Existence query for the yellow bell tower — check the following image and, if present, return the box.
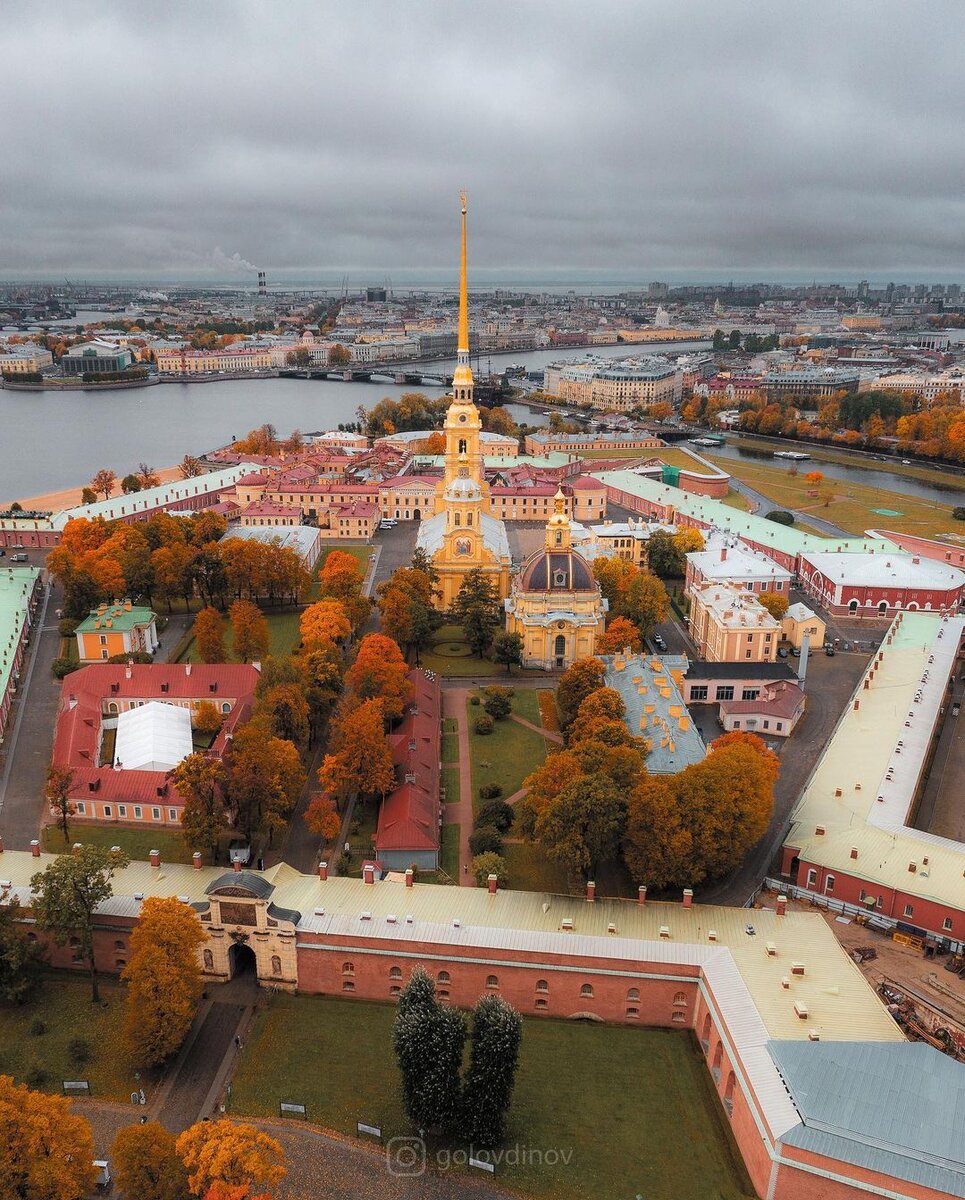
[415,193,511,610]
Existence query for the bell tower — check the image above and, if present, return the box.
[442,193,484,489]
[545,487,572,551]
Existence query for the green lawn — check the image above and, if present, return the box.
[705,451,963,539]
[0,977,154,1101]
[508,686,542,724]
[720,488,752,511]
[42,824,193,864]
[228,995,753,1200]
[418,624,507,678]
[441,730,459,764]
[440,822,460,878]
[467,696,548,811]
[441,766,460,806]
[177,607,302,663]
[501,841,573,895]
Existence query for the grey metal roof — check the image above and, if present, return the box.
[769,1041,965,1197]
[205,871,275,899]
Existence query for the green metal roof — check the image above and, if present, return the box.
[0,568,41,711]
[75,603,156,633]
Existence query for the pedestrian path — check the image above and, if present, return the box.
[441,687,475,886]
[508,712,563,744]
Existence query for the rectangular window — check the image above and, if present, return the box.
[134,806,142,819]
[103,805,112,818]
[169,808,178,822]
[745,650,752,659]
[776,722,783,731]
[807,869,817,888]
[690,685,708,701]
[763,720,770,730]
[715,686,734,701]
[903,905,914,918]
[741,688,759,701]
[118,805,127,818]
[100,634,107,645]
[152,807,160,820]
[76,802,85,815]
[943,918,953,931]
[765,633,772,642]
[747,634,753,643]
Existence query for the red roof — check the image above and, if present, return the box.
[569,474,607,491]
[374,670,441,854]
[53,664,259,811]
[717,680,805,721]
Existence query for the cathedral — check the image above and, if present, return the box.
[417,195,604,668]
[416,195,512,609]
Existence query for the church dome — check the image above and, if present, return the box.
[516,548,597,594]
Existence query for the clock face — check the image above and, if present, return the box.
[455,537,473,557]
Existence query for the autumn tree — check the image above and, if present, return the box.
[121,473,142,494]
[176,1120,286,1198]
[304,794,341,842]
[0,1075,98,1198]
[624,731,778,889]
[30,844,130,1002]
[451,568,502,657]
[138,462,161,488]
[193,699,224,738]
[0,898,46,1003]
[318,698,395,802]
[573,687,626,726]
[534,776,626,880]
[227,725,306,843]
[179,454,204,478]
[45,764,76,845]
[555,657,607,731]
[596,616,643,655]
[759,590,789,620]
[254,682,310,750]
[623,570,669,639]
[230,599,270,663]
[112,1121,189,1200]
[299,599,351,648]
[376,567,440,663]
[592,555,637,613]
[318,549,364,600]
[194,606,227,663]
[302,642,344,737]
[173,753,227,863]
[123,897,206,1067]
[345,633,412,721]
[90,467,116,499]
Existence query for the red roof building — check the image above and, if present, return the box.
[373,670,442,870]
[52,662,259,828]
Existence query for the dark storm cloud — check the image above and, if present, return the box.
[2,0,963,276]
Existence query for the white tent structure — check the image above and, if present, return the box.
[113,701,193,773]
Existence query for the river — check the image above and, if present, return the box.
[0,340,707,501]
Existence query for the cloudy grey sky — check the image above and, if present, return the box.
[2,0,963,279]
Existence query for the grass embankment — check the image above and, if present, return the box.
[467,689,549,813]
[705,452,963,539]
[228,994,754,1200]
[733,435,965,491]
[41,824,193,863]
[0,977,153,1101]
[720,489,752,512]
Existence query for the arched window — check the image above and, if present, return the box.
[673,991,687,1006]
[342,962,354,976]
[878,600,888,614]
[454,512,461,527]
[554,634,566,656]
[536,979,548,993]
[626,1007,639,1019]
[114,939,125,950]
[626,987,639,1001]
[26,932,37,943]
[848,599,859,613]
[466,512,473,526]
[535,998,548,1010]
[701,1012,712,1049]
[116,958,126,969]
[555,531,562,545]
[389,966,402,980]
[712,1041,723,1082]
[108,701,118,714]
[458,438,467,455]
[580,983,594,998]
[203,949,214,971]
[342,980,355,992]
[724,1070,736,1116]
[222,702,231,714]
[438,970,451,984]
[271,955,282,976]
[390,985,401,997]
[438,988,450,1000]
[486,975,499,989]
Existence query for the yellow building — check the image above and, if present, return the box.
[415,196,511,609]
[74,601,159,662]
[688,582,780,663]
[505,490,606,670]
[781,601,826,650]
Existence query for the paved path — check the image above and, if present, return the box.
[0,579,60,849]
[508,713,563,745]
[442,687,474,885]
[504,786,530,806]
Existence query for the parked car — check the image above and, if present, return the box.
[825,644,835,656]
[11,553,27,562]
[652,633,667,652]
[777,646,789,658]
[790,646,801,657]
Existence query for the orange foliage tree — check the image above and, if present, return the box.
[318,698,395,802]
[194,606,227,663]
[111,1120,189,1200]
[176,1119,285,1197]
[229,599,270,663]
[304,794,341,842]
[299,599,351,648]
[0,1075,98,1197]
[596,616,642,655]
[345,633,412,721]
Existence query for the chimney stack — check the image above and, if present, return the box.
[363,863,375,885]
[488,873,498,895]
[318,861,328,881]
[0,834,5,854]
[192,852,203,870]
[232,858,241,872]
[30,839,40,857]
[720,547,727,561]
[683,888,694,909]
[776,895,787,918]
[586,880,596,903]
[149,849,160,868]
[405,867,414,888]
[638,884,647,905]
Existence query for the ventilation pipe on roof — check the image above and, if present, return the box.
[193,852,203,870]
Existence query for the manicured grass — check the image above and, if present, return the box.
[734,434,965,491]
[720,488,752,511]
[508,686,542,724]
[536,689,559,732]
[177,607,302,663]
[418,624,506,678]
[42,824,193,864]
[228,994,753,1200]
[0,976,153,1101]
[441,730,459,764]
[705,451,963,539]
[441,766,460,806]
[440,822,460,878]
[467,699,548,811]
[501,840,573,895]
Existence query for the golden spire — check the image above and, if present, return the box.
[453,191,473,391]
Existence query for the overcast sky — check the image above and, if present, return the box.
[2,0,963,280]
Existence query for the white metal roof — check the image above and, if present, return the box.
[113,701,193,773]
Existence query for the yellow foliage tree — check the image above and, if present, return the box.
[299,599,351,647]
[176,1119,285,1197]
[111,1120,189,1200]
[0,1074,97,1199]
[123,897,206,1067]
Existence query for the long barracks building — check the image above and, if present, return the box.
[0,850,961,1199]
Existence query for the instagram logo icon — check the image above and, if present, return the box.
[386,1136,427,1177]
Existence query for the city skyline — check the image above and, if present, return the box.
[3,0,964,276]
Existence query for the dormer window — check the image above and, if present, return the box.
[553,569,567,587]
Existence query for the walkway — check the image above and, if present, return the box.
[508,712,563,745]
[442,687,474,885]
